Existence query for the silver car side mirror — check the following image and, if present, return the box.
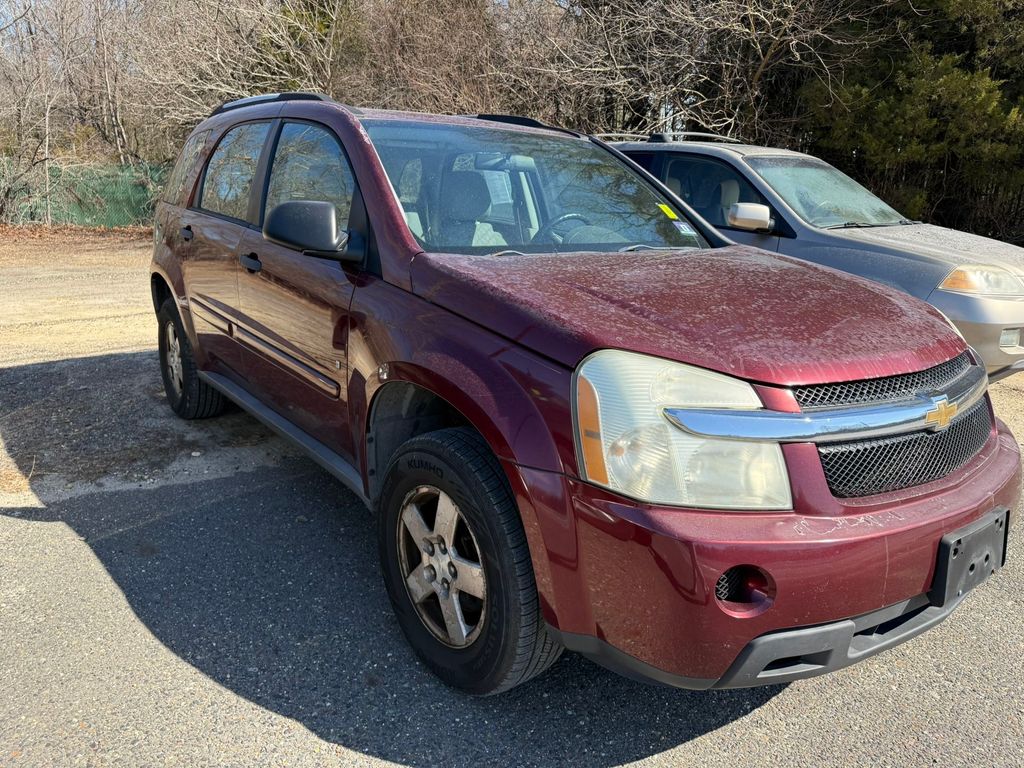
[728,202,773,233]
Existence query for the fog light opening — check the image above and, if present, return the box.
[999,328,1021,349]
[715,565,776,617]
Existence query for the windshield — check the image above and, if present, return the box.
[362,120,706,254]
[746,156,905,228]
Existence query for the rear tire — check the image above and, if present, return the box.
[157,297,225,419]
[378,427,562,694]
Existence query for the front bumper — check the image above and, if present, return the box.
[928,288,1024,380]
[510,418,1021,688]
[552,507,1010,689]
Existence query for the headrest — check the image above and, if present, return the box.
[719,179,740,207]
[440,171,491,222]
[665,176,682,196]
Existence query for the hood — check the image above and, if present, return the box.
[832,223,1024,274]
[410,246,966,386]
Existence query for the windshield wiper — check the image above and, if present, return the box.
[823,221,885,229]
[618,244,693,252]
[485,249,527,257]
[825,219,921,229]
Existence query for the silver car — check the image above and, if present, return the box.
[614,135,1024,380]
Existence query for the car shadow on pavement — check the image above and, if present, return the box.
[1,353,783,767]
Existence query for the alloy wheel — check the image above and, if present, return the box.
[164,321,184,396]
[397,485,487,648]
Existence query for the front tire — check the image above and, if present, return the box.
[378,427,562,694]
[157,297,225,419]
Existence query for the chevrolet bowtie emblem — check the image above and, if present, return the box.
[925,397,958,431]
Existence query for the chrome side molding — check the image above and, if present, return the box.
[664,365,989,444]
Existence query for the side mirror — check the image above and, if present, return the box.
[727,202,773,233]
[263,200,363,262]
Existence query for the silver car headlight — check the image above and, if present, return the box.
[939,264,1024,297]
[573,350,792,510]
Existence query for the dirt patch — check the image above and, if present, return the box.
[0,227,155,366]
[989,373,1024,437]
[0,351,268,486]
[0,223,151,245]
[0,228,299,503]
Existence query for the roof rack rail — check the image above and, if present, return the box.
[471,114,581,137]
[209,92,331,117]
[647,131,742,144]
[593,132,650,141]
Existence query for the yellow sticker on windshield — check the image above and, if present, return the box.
[658,204,679,220]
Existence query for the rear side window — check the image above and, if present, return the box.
[264,122,356,226]
[199,122,271,222]
[162,130,208,205]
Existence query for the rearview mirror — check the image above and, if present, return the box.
[727,202,773,233]
[263,200,363,262]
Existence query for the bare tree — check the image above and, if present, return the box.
[0,0,901,223]
[539,0,895,138]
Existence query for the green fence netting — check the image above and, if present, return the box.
[12,163,169,227]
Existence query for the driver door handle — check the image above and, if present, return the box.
[239,252,262,273]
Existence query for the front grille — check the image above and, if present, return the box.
[793,352,972,410]
[818,399,993,498]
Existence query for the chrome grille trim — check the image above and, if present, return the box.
[663,363,988,445]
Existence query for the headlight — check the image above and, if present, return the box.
[574,350,791,509]
[939,265,1024,296]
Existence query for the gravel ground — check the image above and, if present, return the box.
[1,229,1023,768]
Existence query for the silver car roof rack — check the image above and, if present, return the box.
[596,131,744,144]
[647,131,743,144]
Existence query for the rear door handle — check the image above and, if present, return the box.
[180,225,193,241]
[239,252,262,273]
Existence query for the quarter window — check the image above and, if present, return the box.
[199,122,270,221]
[163,130,208,205]
[264,122,355,227]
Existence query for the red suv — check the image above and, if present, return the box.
[151,93,1020,695]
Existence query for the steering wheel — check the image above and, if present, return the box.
[532,213,590,243]
[806,199,837,223]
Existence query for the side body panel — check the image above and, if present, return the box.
[780,231,947,298]
[235,227,358,459]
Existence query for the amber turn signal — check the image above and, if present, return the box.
[576,375,609,485]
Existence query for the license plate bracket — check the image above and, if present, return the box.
[929,508,1010,607]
